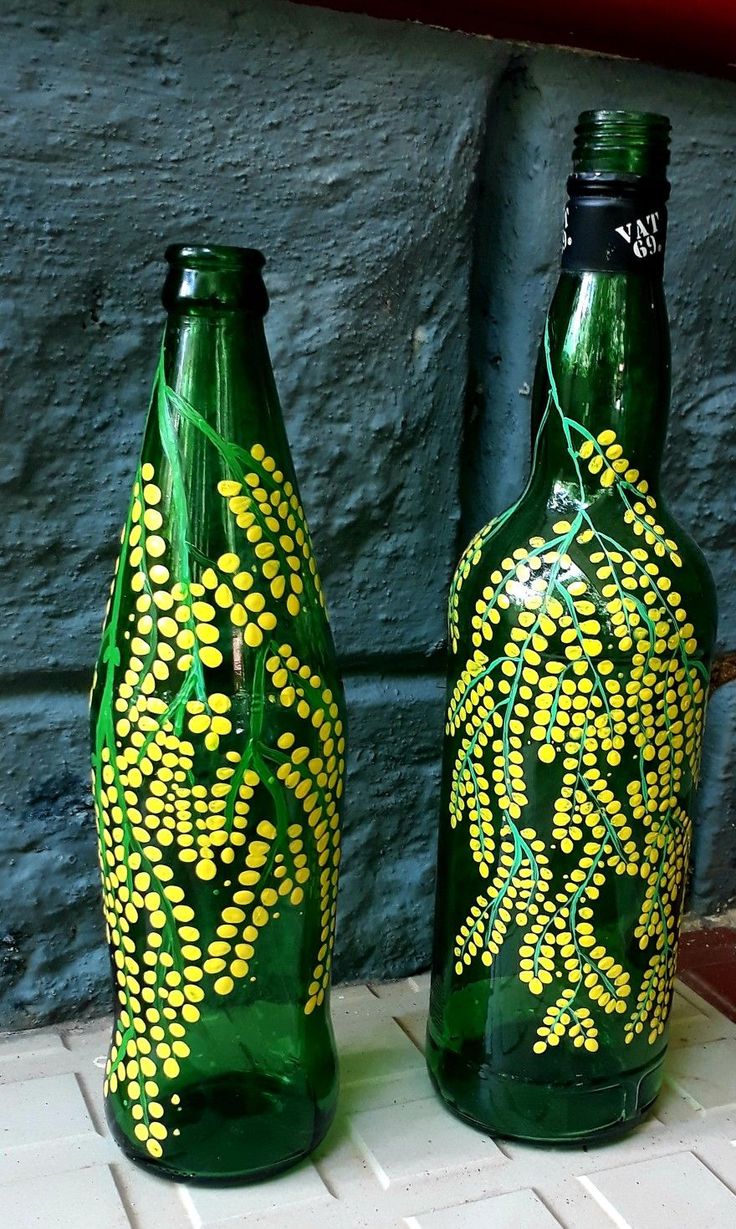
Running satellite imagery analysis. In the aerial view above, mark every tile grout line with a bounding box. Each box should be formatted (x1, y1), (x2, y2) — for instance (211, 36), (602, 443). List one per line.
(346, 1118), (391, 1192)
(577, 1175), (635, 1229)
(661, 1073), (707, 1115)
(689, 1146), (736, 1199)
(176, 1184), (203, 1229)
(531, 1185), (567, 1228)
(392, 1014), (426, 1058)
(109, 1162), (145, 1229)
(311, 1158), (340, 1201)
(674, 978), (734, 1020)
(73, 1068), (108, 1139)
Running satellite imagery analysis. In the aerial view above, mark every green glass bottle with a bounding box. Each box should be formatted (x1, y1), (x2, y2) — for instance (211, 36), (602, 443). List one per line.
(427, 113), (717, 1143)
(90, 245), (346, 1182)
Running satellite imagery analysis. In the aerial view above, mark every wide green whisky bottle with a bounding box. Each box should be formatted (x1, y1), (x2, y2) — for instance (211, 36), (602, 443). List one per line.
(427, 113), (717, 1143)
(90, 246), (346, 1181)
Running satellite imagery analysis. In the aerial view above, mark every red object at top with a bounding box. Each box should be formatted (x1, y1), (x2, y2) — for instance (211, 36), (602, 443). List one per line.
(295, 0), (736, 78)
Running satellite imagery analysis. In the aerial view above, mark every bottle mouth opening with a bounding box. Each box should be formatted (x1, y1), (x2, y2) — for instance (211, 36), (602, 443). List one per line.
(162, 245), (269, 315)
(573, 110), (671, 178)
(165, 244), (266, 273)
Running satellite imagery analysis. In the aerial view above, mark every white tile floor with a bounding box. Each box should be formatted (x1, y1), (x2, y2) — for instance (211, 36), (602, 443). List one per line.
(2, 976), (736, 1228)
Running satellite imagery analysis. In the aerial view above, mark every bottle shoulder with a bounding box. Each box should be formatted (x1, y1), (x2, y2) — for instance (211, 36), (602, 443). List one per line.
(646, 493), (718, 612)
(449, 484), (716, 665)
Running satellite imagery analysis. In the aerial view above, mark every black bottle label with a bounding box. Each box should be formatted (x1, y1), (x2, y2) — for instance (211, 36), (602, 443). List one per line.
(561, 197), (667, 274)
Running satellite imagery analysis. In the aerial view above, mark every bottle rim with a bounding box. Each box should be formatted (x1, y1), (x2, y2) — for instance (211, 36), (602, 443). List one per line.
(573, 110), (671, 178)
(162, 245), (269, 314)
(577, 109), (671, 130)
(165, 244), (266, 273)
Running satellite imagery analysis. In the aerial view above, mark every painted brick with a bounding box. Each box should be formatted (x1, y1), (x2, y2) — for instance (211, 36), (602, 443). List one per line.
(335, 674), (446, 982)
(0, 694), (108, 1029)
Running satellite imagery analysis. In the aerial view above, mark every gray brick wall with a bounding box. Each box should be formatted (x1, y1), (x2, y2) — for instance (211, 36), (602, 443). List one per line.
(1, 0), (734, 1027)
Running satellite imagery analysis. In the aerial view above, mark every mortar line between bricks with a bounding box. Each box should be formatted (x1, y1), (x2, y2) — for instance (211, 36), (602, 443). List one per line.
(339, 651), (448, 677)
(173, 1183), (200, 1229)
(3, 654), (734, 697)
(0, 671), (94, 698)
(0, 653), (450, 697)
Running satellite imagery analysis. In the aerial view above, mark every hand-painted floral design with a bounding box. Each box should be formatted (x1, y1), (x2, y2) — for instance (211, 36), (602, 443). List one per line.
(446, 328), (708, 1056)
(91, 353), (345, 1161)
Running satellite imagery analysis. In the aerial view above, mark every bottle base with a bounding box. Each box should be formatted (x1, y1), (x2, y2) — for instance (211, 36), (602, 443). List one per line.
(426, 1031), (665, 1145)
(106, 1069), (336, 1184)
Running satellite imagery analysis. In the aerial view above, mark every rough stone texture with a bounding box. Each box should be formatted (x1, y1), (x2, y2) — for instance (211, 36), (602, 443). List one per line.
(691, 681), (736, 916)
(0, 0), (493, 680)
(1, 0), (735, 1026)
(0, 695), (107, 1028)
(338, 673), (446, 982)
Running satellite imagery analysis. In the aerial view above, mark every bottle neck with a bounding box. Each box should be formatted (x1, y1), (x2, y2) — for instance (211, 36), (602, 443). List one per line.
(530, 182), (670, 502)
(162, 308), (280, 435)
(141, 306), (293, 616)
(159, 246), (277, 438)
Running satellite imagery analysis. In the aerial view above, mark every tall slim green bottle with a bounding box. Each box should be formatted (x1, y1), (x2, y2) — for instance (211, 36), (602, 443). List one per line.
(427, 113), (717, 1143)
(90, 246), (346, 1182)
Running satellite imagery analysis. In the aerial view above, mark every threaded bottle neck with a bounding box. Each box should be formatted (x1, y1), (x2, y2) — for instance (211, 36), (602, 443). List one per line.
(572, 110), (671, 180)
(561, 112), (671, 276)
